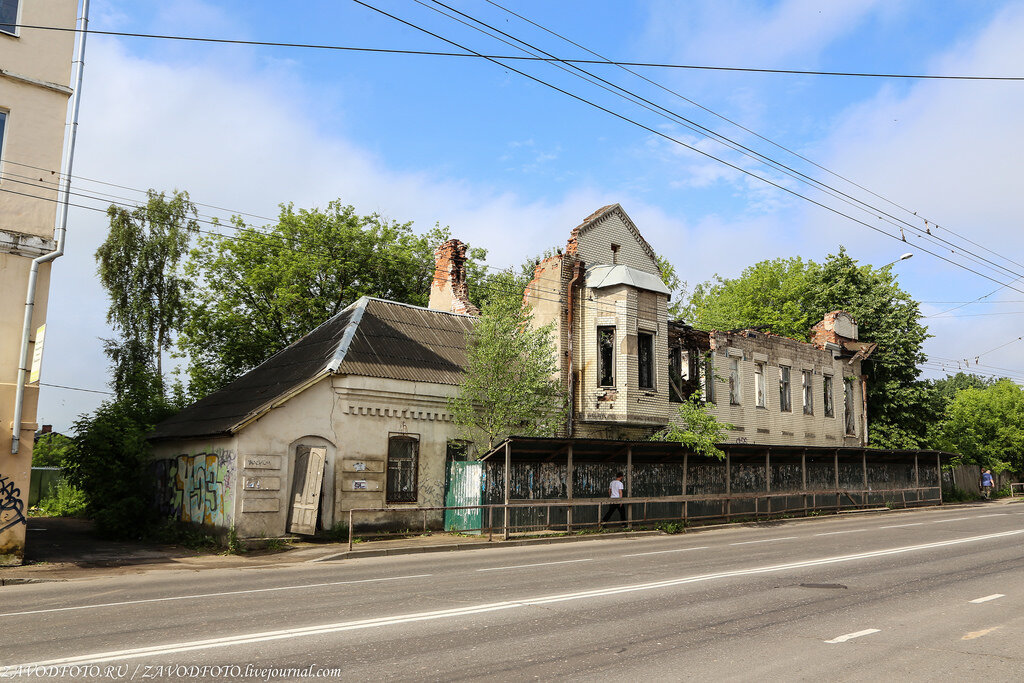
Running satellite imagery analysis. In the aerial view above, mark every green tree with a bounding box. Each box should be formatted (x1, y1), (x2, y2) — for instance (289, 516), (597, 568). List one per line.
(685, 247), (930, 448)
(449, 271), (566, 452)
(180, 201), (484, 397)
(656, 254), (687, 319)
(686, 256), (815, 339)
(652, 394), (734, 459)
(932, 380), (1024, 470)
(31, 432), (73, 467)
(922, 372), (996, 446)
(96, 189), (199, 399)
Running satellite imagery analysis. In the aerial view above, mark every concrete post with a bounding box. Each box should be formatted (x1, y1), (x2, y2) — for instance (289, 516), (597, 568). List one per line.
(626, 446), (633, 527)
(567, 444), (574, 531)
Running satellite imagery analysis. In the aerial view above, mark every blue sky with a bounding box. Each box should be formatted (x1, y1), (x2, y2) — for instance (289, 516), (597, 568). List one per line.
(35, 0), (1024, 429)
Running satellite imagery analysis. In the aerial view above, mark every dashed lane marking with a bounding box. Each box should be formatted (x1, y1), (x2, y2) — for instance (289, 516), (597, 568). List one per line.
(477, 559), (592, 572)
(815, 529), (867, 537)
(825, 628), (880, 644)
(622, 546), (708, 557)
(879, 523), (924, 529)
(969, 594), (1006, 604)
(963, 627), (1000, 640)
(729, 536), (799, 546)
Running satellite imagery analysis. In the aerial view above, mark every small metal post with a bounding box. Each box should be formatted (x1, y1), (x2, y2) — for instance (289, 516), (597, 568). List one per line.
(765, 448), (771, 516)
(546, 504), (551, 529)
(567, 444), (574, 532)
(423, 508), (427, 534)
(725, 448), (732, 520)
(834, 448), (841, 511)
(348, 509), (354, 552)
(626, 446), (633, 528)
(503, 441), (511, 540)
(488, 506), (493, 541)
(915, 452), (920, 490)
(937, 452), (943, 505)
(598, 502), (603, 529)
(862, 449), (868, 507)
(801, 449), (808, 516)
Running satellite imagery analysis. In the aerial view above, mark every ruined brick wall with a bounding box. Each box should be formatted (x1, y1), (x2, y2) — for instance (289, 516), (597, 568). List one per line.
(696, 330), (865, 448)
(428, 239), (479, 316)
(809, 310), (859, 349)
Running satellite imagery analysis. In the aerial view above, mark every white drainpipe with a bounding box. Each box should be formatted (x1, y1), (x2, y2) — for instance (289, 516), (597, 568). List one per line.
(11, 0), (90, 453)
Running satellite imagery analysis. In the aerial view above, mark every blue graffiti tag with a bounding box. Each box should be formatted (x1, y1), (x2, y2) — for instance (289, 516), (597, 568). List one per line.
(0, 474), (27, 532)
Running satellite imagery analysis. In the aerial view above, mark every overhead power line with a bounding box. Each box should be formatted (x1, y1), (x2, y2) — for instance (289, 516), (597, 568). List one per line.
(4, 21), (1024, 81)
(350, 0), (1024, 294)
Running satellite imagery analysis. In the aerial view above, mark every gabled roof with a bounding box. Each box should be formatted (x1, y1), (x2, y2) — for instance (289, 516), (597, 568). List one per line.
(150, 297), (475, 441)
(567, 203), (661, 269)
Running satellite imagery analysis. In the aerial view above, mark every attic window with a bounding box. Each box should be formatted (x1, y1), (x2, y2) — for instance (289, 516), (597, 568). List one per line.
(611, 243), (620, 264)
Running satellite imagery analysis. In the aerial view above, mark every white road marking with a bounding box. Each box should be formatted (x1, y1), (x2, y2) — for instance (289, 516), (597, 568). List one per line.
(13, 529), (1021, 669)
(477, 559), (592, 572)
(969, 594), (1005, 604)
(0, 574), (433, 619)
(933, 517), (973, 523)
(730, 536), (798, 546)
(825, 628), (880, 644)
(815, 529), (866, 537)
(879, 523), (924, 528)
(622, 546), (708, 557)
(974, 514), (1008, 519)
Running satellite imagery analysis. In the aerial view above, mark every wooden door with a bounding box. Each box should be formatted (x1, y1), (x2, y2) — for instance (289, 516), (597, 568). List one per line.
(288, 445), (326, 535)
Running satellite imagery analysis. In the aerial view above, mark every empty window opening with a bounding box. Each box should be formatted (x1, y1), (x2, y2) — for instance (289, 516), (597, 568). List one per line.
(779, 365), (792, 412)
(729, 358), (741, 405)
(0, 1), (19, 37)
(610, 243), (620, 264)
(754, 362), (766, 408)
(638, 331), (654, 390)
(824, 375), (834, 417)
(802, 370), (814, 415)
(844, 379), (856, 435)
(598, 326), (615, 387)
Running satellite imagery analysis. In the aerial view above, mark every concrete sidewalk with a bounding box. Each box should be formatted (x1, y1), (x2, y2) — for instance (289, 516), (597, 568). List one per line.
(2, 498), (1019, 583)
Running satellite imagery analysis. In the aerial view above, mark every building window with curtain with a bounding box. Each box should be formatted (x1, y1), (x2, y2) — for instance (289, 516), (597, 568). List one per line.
(754, 362), (766, 408)
(729, 357), (741, 405)
(386, 434), (419, 503)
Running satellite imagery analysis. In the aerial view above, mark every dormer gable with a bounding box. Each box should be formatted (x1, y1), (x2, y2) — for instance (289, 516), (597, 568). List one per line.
(566, 204), (661, 275)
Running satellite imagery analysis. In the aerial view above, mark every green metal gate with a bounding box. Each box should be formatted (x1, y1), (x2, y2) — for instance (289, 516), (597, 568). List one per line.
(444, 460), (483, 533)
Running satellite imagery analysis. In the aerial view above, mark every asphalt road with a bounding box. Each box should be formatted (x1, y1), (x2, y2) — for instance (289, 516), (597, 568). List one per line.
(3, 503), (1024, 681)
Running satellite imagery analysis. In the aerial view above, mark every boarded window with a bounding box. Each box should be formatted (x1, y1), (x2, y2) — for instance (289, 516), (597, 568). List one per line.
(387, 435), (419, 503)
(844, 379), (856, 435)
(638, 331), (654, 389)
(598, 326), (615, 387)
(802, 370), (814, 415)
(824, 375), (834, 417)
(754, 362), (766, 407)
(729, 358), (741, 405)
(779, 366), (792, 412)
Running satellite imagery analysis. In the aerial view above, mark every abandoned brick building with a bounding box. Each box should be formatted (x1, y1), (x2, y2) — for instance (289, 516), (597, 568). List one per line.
(148, 203), (871, 538)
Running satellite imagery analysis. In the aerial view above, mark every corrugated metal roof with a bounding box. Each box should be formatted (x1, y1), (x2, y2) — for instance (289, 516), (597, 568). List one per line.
(150, 297), (475, 441)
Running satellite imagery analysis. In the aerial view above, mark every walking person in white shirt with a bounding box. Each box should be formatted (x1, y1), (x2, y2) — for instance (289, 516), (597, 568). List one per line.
(601, 473), (626, 525)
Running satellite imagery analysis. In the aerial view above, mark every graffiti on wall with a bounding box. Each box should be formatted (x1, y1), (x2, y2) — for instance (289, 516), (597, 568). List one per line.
(153, 450), (235, 527)
(0, 473), (27, 532)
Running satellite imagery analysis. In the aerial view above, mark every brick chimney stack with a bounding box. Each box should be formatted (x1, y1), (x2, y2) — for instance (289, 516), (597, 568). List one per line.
(428, 239), (480, 316)
(809, 310), (859, 349)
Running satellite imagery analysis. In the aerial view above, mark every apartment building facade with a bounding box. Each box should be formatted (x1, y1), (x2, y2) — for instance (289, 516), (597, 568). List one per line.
(0, 0), (78, 564)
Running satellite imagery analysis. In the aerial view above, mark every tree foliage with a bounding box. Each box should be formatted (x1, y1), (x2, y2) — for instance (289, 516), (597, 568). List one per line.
(449, 271), (566, 452)
(96, 190), (199, 396)
(31, 432), (73, 467)
(684, 247), (929, 448)
(656, 254), (687, 319)
(651, 394), (734, 459)
(180, 201), (485, 397)
(931, 380), (1024, 470)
